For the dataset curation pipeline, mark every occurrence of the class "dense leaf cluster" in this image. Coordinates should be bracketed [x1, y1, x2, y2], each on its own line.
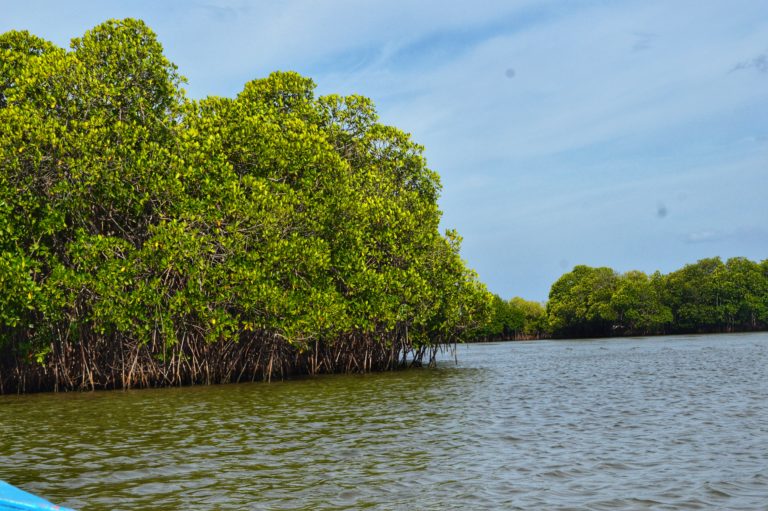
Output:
[478, 295, 547, 340]
[0, 20, 490, 391]
[546, 257, 768, 338]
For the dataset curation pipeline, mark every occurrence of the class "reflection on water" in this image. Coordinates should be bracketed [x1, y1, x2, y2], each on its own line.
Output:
[1, 333, 767, 510]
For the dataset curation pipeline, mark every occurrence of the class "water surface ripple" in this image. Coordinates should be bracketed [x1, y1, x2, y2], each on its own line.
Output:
[2, 333, 767, 510]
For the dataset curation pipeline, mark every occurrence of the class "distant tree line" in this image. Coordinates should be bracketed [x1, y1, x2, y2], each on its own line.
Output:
[482, 257, 768, 340]
[478, 295, 547, 340]
[0, 20, 490, 392]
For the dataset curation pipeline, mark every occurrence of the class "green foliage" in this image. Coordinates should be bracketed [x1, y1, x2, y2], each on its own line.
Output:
[479, 294, 547, 340]
[663, 257, 724, 331]
[610, 270, 672, 335]
[663, 257, 768, 333]
[0, 20, 487, 388]
[509, 297, 548, 337]
[545, 258, 768, 338]
[547, 265, 619, 337]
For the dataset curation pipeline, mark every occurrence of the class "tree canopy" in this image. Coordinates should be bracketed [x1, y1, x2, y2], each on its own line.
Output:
[478, 295, 547, 340]
[546, 258, 768, 338]
[0, 19, 491, 392]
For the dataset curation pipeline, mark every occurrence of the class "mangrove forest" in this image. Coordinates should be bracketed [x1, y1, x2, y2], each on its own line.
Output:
[1, 19, 766, 394]
[0, 19, 491, 393]
[481, 256, 768, 340]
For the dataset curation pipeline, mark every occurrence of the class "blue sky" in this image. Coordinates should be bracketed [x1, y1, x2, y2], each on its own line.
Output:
[3, 1, 767, 301]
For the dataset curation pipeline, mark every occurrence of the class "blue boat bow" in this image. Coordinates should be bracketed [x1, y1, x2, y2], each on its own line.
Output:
[0, 481, 76, 511]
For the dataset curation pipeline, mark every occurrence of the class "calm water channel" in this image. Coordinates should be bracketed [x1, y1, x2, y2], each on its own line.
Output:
[1, 333, 767, 510]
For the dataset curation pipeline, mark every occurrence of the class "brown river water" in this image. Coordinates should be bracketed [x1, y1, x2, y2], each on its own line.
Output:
[1, 332, 767, 510]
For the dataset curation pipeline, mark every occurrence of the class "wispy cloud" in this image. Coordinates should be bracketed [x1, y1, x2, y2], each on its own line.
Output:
[631, 31, 655, 52]
[732, 52, 768, 73]
[684, 230, 721, 244]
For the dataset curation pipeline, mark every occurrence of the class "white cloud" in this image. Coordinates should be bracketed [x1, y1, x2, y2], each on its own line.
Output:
[685, 231, 720, 244]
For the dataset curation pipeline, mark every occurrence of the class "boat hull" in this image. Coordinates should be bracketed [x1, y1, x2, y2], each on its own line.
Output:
[0, 481, 76, 511]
